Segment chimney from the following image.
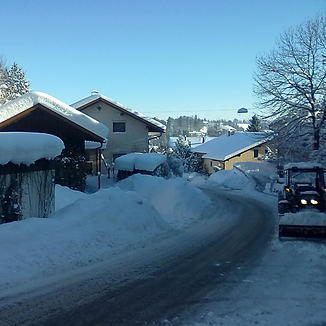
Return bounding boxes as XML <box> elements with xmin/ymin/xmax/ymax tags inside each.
<box><xmin>91</xmin><ymin>90</ymin><xmax>100</xmax><ymax>96</ymax></box>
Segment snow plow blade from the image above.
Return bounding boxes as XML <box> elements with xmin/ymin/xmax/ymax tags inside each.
<box><xmin>279</xmin><ymin>224</ymin><xmax>326</xmax><ymax>239</ymax></box>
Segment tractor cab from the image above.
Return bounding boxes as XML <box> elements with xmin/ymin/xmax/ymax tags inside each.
<box><xmin>278</xmin><ymin>163</ymin><xmax>326</xmax><ymax>238</ymax></box>
<box><xmin>281</xmin><ymin>164</ymin><xmax>325</xmax><ymax>212</ymax></box>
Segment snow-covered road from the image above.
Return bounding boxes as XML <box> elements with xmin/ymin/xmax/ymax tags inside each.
<box><xmin>0</xmin><ymin>188</ymin><xmax>273</xmax><ymax>326</ymax></box>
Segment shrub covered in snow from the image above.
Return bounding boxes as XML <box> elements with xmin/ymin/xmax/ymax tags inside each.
<box><xmin>167</xmin><ymin>136</ymin><xmax>203</xmax><ymax>176</ymax></box>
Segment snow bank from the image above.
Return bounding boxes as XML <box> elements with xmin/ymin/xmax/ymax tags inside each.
<box><xmin>0</xmin><ymin>187</ymin><xmax>170</xmax><ymax>291</ymax></box>
<box><xmin>117</xmin><ymin>174</ymin><xmax>213</xmax><ymax>229</ymax></box>
<box><xmin>0</xmin><ymin>175</ymin><xmax>216</xmax><ymax>291</ymax></box>
<box><xmin>234</xmin><ymin>161</ymin><xmax>277</xmax><ymax>192</ymax></box>
<box><xmin>0</xmin><ymin>92</ymin><xmax>109</xmax><ymax>140</ymax></box>
<box><xmin>55</xmin><ymin>185</ymin><xmax>87</xmax><ymax>211</ymax></box>
<box><xmin>0</xmin><ymin>132</ymin><xmax>64</xmax><ymax>165</ymax></box>
<box><xmin>208</xmin><ymin>169</ymin><xmax>255</xmax><ymax>190</ymax></box>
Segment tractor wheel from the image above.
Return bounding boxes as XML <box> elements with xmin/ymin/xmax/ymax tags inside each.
<box><xmin>278</xmin><ymin>202</ymin><xmax>290</xmax><ymax>215</ymax></box>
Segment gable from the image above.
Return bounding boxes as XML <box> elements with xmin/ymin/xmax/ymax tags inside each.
<box><xmin>0</xmin><ymin>92</ymin><xmax>108</xmax><ymax>141</ymax></box>
<box><xmin>0</xmin><ymin>105</ymin><xmax>105</xmax><ymax>146</ymax></box>
<box><xmin>73</xmin><ymin>97</ymin><xmax>165</xmax><ymax>133</ymax></box>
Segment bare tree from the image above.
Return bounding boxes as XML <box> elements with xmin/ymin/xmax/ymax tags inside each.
<box><xmin>254</xmin><ymin>15</ymin><xmax>326</xmax><ymax>158</ymax></box>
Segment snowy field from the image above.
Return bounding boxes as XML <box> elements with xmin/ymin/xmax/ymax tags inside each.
<box><xmin>0</xmin><ymin>163</ymin><xmax>326</xmax><ymax>326</ymax></box>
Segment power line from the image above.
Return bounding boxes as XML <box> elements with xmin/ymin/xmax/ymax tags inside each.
<box><xmin>142</xmin><ymin>108</ymin><xmax>241</xmax><ymax>113</ymax></box>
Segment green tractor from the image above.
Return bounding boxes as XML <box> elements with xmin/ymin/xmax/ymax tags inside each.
<box><xmin>278</xmin><ymin>163</ymin><xmax>326</xmax><ymax>238</ymax></box>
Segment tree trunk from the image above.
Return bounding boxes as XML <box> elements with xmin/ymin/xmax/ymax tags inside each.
<box><xmin>313</xmin><ymin>128</ymin><xmax>320</xmax><ymax>150</ymax></box>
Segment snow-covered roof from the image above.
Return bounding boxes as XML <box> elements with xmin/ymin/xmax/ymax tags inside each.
<box><xmin>0</xmin><ymin>92</ymin><xmax>109</xmax><ymax>141</ymax></box>
<box><xmin>220</xmin><ymin>125</ymin><xmax>236</xmax><ymax>131</ymax></box>
<box><xmin>71</xmin><ymin>93</ymin><xmax>166</xmax><ymax>132</ymax></box>
<box><xmin>134</xmin><ymin>153</ymin><xmax>167</xmax><ymax>171</ymax></box>
<box><xmin>169</xmin><ymin>136</ymin><xmax>217</xmax><ymax>149</ymax></box>
<box><xmin>284</xmin><ymin>162</ymin><xmax>324</xmax><ymax>170</ymax></box>
<box><xmin>114</xmin><ymin>153</ymin><xmax>143</xmax><ymax>171</ymax></box>
<box><xmin>0</xmin><ymin>132</ymin><xmax>64</xmax><ymax>165</ymax></box>
<box><xmin>237</xmin><ymin>123</ymin><xmax>249</xmax><ymax>130</ymax></box>
<box><xmin>115</xmin><ymin>153</ymin><xmax>167</xmax><ymax>172</ymax></box>
<box><xmin>192</xmin><ymin>132</ymin><xmax>272</xmax><ymax>161</ymax></box>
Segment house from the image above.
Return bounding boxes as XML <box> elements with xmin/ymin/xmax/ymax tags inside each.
<box><xmin>0</xmin><ymin>92</ymin><xmax>108</xmax><ymax>190</ymax></box>
<box><xmin>71</xmin><ymin>91</ymin><xmax>165</xmax><ymax>164</ymax></box>
<box><xmin>192</xmin><ymin>132</ymin><xmax>272</xmax><ymax>173</ymax></box>
<box><xmin>0</xmin><ymin>132</ymin><xmax>64</xmax><ymax>223</ymax></box>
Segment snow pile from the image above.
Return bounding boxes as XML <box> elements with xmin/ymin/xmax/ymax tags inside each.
<box><xmin>117</xmin><ymin>174</ymin><xmax>213</xmax><ymax>228</ymax></box>
<box><xmin>0</xmin><ymin>92</ymin><xmax>109</xmax><ymax>140</ymax></box>
<box><xmin>0</xmin><ymin>175</ymin><xmax>216</xmax><ymax>291</ymax></box>
<box><xmin>115</xmin><ymin>153</ymin><xmax>167</xmax><ymax>172</ymax></box>
<box><xmin>186</xmin><ymin>172</ymin><xmax>208</xmax><ymax>187</ymax></box>
<box><xmin>0</xmin><ymin>132</ymin><xmax>64</xmax><ymax>165</ymax></box>
<box><xmin>0</xmin><ymin>186</ymin><xmax>170</xmax><ymax>291</ymax></box>
<box><xmin>55</xmin><ymin>185</ymin><xmax>87</xmax><ymax>211</ymax></box>
<box><xmin>208</xmin><ymin>169</ymin><xmax>254</xmax><ymax>190</ymax></box>
<box><xmin>234</xmin><ymin>161</ymin><xmax>277</xmax><ymax>191</ymax></box>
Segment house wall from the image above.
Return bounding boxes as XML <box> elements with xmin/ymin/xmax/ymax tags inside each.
<box><xmin>81</xmin><ymin>101</ymin><xmax>150</xmax><ymax>163</ymax></box>
<box><xmin>203</xmin><ymin>145</ymin><xmax>268</xmax><ymax>174</ymax></box>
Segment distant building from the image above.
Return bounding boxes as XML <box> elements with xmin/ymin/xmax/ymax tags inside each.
<box><xmin>191</xmin><ymin>132</ymin><xmax>272</xmax><ymax>173</ymax></box>
<box><xmin>168</xmin><ymin>136</ymin><xmax>217</xmax><ymax>149</ymax></box>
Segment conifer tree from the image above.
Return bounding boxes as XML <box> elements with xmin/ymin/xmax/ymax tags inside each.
<box><xmin>247</xmin><ymin>115</ymin><xmax>262</xmax><ymax>132</ymax></box>
<box><xmin>0</xmin><ymin>62</ymin><xmax>30</xmax><ymax>104</ymax></box>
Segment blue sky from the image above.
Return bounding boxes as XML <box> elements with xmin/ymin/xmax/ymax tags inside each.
<box><xmin>1</xmin><ymin>0</ymin><xmax>325</xmax><ymax>120</ymax></box>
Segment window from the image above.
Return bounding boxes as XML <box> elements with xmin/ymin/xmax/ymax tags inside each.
<box><xmin>254</xmin><ymin>149</ymin><xmax>259</xmax><ymax>158</ymax></box>
<box><xmin>113</xmin><ymin>122</ymin><xmax>126</xmax><ymax>133</ymax></box>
